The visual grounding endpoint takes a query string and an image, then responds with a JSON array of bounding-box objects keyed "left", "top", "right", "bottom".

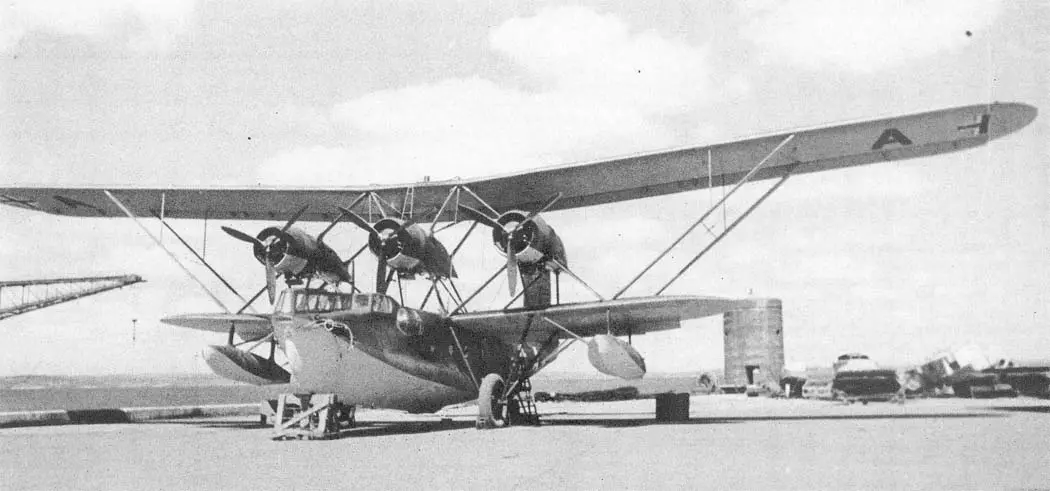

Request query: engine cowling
[
  {"left": 587, "top": 334, "right": 646, "bottom": 380},
  {"left": 491, "top": 211, "right": 567, "bottom": 270},
  {"left": 369, "top": 218, "right": 456, "bottom": 278},
  {"left": 252, "top": 226, "right": 349, "bottom": 284}
]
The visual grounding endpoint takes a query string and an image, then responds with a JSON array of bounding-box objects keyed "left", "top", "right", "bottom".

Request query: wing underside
[
  {"left": 450, "top": 295, "right": 741, "bottom": 343},
  {"left": 161, "top": 313, "right": 273, "bottom": 341},
  {"left": 0, "top": 102, "right": 1036, "bottom": 221}
]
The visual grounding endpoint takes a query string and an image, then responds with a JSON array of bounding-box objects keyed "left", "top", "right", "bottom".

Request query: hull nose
[{"left": 282, "top": 325, "right": 348, "bottom": 392}]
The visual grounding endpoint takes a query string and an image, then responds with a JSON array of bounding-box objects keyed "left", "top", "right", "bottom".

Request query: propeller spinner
[
  {"left": 459, "top": 193, "right": 564, "bottom": 296},
  {"left": 222, "top": 206, "right": 350, "bottom": 303},
  {"left": 339, "top": 206, "right": 456, "bottom": 293}
]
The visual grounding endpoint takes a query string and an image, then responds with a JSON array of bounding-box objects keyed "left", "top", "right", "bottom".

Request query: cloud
[
  {"left": 741, "top": 0, "right": 1003, "bottom": 73},
  {"left": 256, "top": 6, "right": 738, "bottom": 186},
  {"left": 490, "top": 6, "right": 720, "bottom": 114},
  {"left": 1, "top": 0, "right": 197, "bottom": 51}
]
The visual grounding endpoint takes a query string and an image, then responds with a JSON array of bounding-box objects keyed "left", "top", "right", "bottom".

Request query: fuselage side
[{"left": 272, "top": 288, "right": 553, "bottom": 413}]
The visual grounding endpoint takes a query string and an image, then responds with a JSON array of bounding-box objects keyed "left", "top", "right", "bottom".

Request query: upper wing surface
[
  {"left": 450, "top": 295, "right": 741, "bottom": 342},
  {"left": 0, "top": 102, "right": 1035, "bottom": 221}
]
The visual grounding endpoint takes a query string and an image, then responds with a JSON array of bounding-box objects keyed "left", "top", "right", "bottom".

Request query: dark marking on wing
[{"left": 53, "top": 195, "right": 107, "bottom": 216}]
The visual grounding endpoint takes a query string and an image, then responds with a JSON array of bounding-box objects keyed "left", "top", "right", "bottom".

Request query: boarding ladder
[{"left": 506, "top": 353, "right": 540, "bottom": 426}]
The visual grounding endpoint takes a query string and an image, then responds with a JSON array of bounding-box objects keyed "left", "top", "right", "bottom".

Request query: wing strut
[
  {"left": 656, "top": 171, "right": 795, "bottom": 295},
  {"left": 428, "top": 186, "right": 460, "bottom": 234},
  {"left": 430, "top": 187, "right": 463, "bottom": 233},
  {"left": 449, "top": 263, "right": 508, "bottom": 315},
  {"left": 445, "top": 322, "right": 480, "bottom": 390},
  {"left": 612, "top": 134, "right": 796, "bottom": 299},
  {"left": 548, "top": 259, "right": 605, "bottom": 302},
  {"left": 502, "top": 271, "right": 553, "bottom": 310},
  {"left": 151, "top": 211, "right": 255, "bottom": 313},
  {"left": 104, "top": 190, "right": 230, "bottom": 312},
  {"left": 539, "top": 316, "right": 586, "bottom": 341},
  {"left": 459, "top": 185, "right": 500, "bottom": 216}
]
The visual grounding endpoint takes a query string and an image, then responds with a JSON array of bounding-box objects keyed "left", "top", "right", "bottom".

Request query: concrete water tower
[{"left": 723, "top": 298, "right": 785, "bottom": 388}]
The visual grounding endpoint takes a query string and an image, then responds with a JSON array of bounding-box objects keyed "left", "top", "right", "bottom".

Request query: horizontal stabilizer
[{"left": 161, "top": 313, "right": 272, "bottom": 341}]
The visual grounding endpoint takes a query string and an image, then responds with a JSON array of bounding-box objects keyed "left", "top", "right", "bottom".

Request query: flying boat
[{"left": 0, "top": 101, "right": 1036, "bottom": 436}]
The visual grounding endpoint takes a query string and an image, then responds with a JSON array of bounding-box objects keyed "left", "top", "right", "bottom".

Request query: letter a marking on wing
[{"left": 872, "top": 128, "right": 914, "bottom": 150}]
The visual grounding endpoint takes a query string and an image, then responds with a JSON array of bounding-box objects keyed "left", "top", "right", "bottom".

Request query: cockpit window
[
  {"left": 275, "top": 291, "right": 295, "bottom": 314},
  {"left": 279, "top": 290, "right": 397, "bottom": 314},
  {"left": 278, "top": 291, "right": 354, "bottom": 314},
  {"left": 372, "top": 295, "right": 395, "bottom": 314},
  {"left": 295, "top": 294, "right": 311, "bottom": 312}
]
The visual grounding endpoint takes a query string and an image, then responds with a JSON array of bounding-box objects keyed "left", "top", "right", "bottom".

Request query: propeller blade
[
  {"left": 265, "top": 256, "right": 277, "bottom": 304},
  {"left": 222, "top": 226, "right": 263, "bottom": 247},
  {"left": 318, "top": 194, "right": 367, "bottom": 242},
  {"left": 506, "top": 236, "right": 518, "bottom": 296},
  {"left": 280, "top": 205, "right": 310, "bottom": 232},
  {"left": 316, "top": 209, "right": 347, "bottom": 243},
  {"left": 521, "top": 192, "right": 563, "bottom": 227},
  {"left": 457, "top": 205, "right": 502, "bottom": 230},
  {"left": 338, "top": 206, "right": 381, "bottom": 241},
  {"left": 376, "top": 258, "right": 388, "bottom": 293}
]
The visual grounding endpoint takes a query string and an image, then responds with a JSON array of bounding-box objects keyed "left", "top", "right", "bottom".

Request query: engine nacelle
[
  {"left": 202, "top": 344, "right": 290, "bottom": 385},
  {"left": 369, "top": 218, "right": 456, "bottom": 278},
  {"left": 491, "top": 211, "right": 567, "bottom": 269},
  {"left": 253, "top": 226, "right": 348, "bottom": 284},
  {"left": 587, "top": 334, "right": 646, "bottom": 380}
]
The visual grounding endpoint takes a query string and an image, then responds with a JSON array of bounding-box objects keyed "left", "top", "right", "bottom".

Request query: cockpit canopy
[{"left": 275, "top": 289, "right": 398, "bottom": 315}]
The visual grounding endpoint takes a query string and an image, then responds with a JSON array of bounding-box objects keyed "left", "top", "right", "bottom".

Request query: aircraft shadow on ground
[
  {"left": 163, "top": 412, "right": 1007, "bottom": 437},
  {"left": 161, "top": 418, "right": 477, "bottom": 436},
  {"left": 989, "top": 405, "right": 1050, "bottom": 414},
  {"left": 542, "top": 412, "right": 1005, "bottom": 429},
  {"left": 150, "top": 406, "right": 1034, "bottom": 437}
]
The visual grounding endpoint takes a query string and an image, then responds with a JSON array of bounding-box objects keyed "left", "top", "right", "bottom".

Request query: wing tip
[{"left": 990, "top": 101, "right": 1038, "bottom": 139}]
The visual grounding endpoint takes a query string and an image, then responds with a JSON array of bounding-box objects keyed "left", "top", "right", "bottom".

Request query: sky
[{"left": 0, "top": 0, "right": 1047, "bottom": 377}]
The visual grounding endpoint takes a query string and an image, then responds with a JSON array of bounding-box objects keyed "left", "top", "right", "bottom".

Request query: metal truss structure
[{"left": 0, "top": 275, "right": 145, "bottom": 321}]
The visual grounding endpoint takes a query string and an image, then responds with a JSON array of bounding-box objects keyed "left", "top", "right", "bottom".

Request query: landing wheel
[{"left": 477, "top": 374, "right": 508, "bottom": 429}]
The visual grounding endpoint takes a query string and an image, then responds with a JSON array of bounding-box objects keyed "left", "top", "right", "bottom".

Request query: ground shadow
[
  {"left": 155, "top": 419, "right": 271, "bottom": 430},
  {"left": 541, "top": 412, "right": 1004, "bottom": 429},
  {"left": 148, "top": 409, "right": 1007, "bottom": 437},
  {"left": 990, "top": 405, "right": 1050, "bottom": 414},
  {"left": 335, "top": 420, "right": 476, "bottom": 437},
  {"left": 151, "top": 417, "right": 476, "bottom": 437}
]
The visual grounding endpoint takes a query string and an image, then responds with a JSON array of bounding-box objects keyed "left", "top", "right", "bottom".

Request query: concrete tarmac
[{"left": 2, "top": 395, "right": 1048, "bottom": 490}]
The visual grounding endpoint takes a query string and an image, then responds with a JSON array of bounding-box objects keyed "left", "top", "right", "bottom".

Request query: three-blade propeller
[
  {"left": 221, "top": 205, "right": 308, "bottom": 303},
  {"left": 459, "top": 193, "right": 562, "bottom": 296},
  {"left": 338, "top": 206, "right": 405, "bottom": 293}
]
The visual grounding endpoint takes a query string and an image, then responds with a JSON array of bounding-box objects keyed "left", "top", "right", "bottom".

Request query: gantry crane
[{"left": 0, "top": 275, "right": 145, "bottom": 321}]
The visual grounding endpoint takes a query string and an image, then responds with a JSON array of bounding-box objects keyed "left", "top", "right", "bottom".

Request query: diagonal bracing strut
[
  {"left": 104, "top": 190, "right": 230, "bottom": 312},
  {"left": 655, "top": 171, "right": 795, "bottom": 295},
  {"left": 612, "top": 134, "right": 796, "bottom": 299}
]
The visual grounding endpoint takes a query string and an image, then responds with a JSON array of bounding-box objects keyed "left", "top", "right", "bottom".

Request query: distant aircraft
[{"left": 0, "top": 102, "right": 1036, "bottom": 435}]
